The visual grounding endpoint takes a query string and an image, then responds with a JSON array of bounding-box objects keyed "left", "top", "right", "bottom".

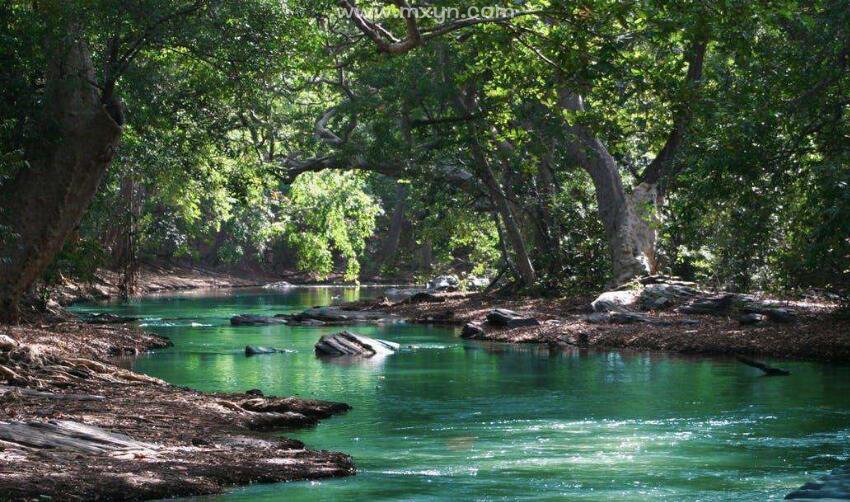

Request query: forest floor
[
  {"left": 0, "top": 321, "right": 354, "bottom": 501},
  {"left": 344, "top": 292, "right": 850, "bottom": 363}
]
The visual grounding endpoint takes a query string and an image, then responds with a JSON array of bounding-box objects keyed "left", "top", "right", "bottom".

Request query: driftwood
[
  {"left": 0, "top": 420, "right": 156, "bottom": 455},
  {"left": 736, "top": 356, "right": 791, "bottom": 376}
]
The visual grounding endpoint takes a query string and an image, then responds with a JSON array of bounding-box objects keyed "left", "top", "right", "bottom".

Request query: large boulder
[
  {"left": 486, "top": 308, "right": 541, "bottom": 328},
  {"left": 314, "top": 331, "right": 399, "bottom": 358},
  {"left": 591, "top": 290, "right": 640, "bottom": 313},
  {"left": 638, "top": 283, "right": 701, "bottom": 310},
  {"left": 677, "top": 294, "right": 736, "bottom": 315},
  {"left": 230, "top": 314, "right": 287, "bottom": 326}
]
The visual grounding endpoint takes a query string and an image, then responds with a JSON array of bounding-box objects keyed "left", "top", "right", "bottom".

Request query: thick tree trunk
[
  {"left": 581, "top": 145, "right": 653, "bottom": 285},
  {"left": 558, "top": 91, "right": 653, "bottom": 285},
  {"left": 0, "top": 33, "right": 123, "bottom": 322}
]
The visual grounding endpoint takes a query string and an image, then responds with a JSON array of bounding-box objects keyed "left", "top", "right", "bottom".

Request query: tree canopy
[{"left": 1, "top": 0, "right": 848, "bottom": 315}]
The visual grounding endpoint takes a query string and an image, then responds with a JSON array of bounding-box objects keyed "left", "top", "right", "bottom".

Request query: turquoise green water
[{"left": 72, "top": 287, "right": 850, "bottom": 501}]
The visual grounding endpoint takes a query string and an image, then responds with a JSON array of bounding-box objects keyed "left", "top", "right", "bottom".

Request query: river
[{"left": 72, "top": 286, "right": 850, "bottom": 501}]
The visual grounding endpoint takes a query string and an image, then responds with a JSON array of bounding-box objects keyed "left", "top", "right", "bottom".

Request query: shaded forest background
[{"left": 1, "top": 0, "right": 848, "bottom": 306}]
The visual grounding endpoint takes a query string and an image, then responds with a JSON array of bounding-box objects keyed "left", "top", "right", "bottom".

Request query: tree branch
[
  {"left": 638, "top": 35, "right": 709, "bottom": 186},
  {"left": 339, "top": 0, "right": 545, "bottom": 54}
]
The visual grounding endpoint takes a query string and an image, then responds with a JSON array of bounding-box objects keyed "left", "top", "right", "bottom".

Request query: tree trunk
[
  {"left": 420, "top": 239, "right": 433, "bottom": 272},
  {"left": 370, "top": 184, "right": 408, "bottom": 275},
  {"left": 480, "top": 165, "right": 536, "bottom": 287},
  {"left": 559, "top": 91, "right": 652, "bottom": 285},
  {"left": 0, "top": 32, "right": 123, "bottom": 322}
]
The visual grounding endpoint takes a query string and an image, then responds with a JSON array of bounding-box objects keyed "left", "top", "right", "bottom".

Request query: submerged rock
[
  {"left": 245, "top": 345, "right": 288, "bottom": 356},
  {"left": 230, "top": 314, "right": 287, "bottom": 326},
  {"left": 486, "top": 309, "right": 541, "bottom": 328},
  {"left": 787, "top": 466, "right": 850, "bottom": 500},
  {"left": 314, "top": 331, "right": 400, "bottom": 358},
  {"left": 283, "top": 318, "right": 326, "bottom": 327},
  {"left": 281, "top": 306, "right": 397, "bottom": 325},
  {"left": 82, "top": 313, "right": 139, "bottom": 324}
]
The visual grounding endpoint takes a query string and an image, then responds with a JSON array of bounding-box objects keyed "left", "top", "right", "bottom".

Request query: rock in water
[
  {"left": 281, "top": 307, "right": 396, "bottom": 324},
  {"left": 82, "top": 313, "right": 139, "bottom": 324},
  {"left": 230, "top": 314, "right": 287, "bottom": 326},
  {"left": 486, "top": 309, "right": 541, "bottom": 328},
  {"left": 245, "top": 346, "right": 284, "bottom": 356},
  {"left": 314, "top": 331, "right": 399, "bottom": 358},
  {"left": 461, "top": 322, "right": 486, "bottom": 339}
]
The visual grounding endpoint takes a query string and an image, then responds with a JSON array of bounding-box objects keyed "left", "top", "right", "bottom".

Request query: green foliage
[
  {"left": 281, "top": 171, "right": 381, "bottom": 281},
  {"left": 2, "top": 0, "right": 847, "bottom": 297}
]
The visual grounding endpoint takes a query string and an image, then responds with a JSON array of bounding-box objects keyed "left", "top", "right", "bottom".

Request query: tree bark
[
  {"left": 559, "top": 92, "right": 652, "bottom": 285},
  {"left": 0, "top": 32, "right": 123, "bottom": 322}
]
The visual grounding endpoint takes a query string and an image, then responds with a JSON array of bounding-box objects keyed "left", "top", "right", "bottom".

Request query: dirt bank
[
  {"left": 50, "top": 263, "right": 278, "bottom": 306},
  {"left": 344, "top": 292, "right": 850, "bottom": 363},
  {"left": 0, "top": 321, "right": 353, "bottom": 501}
]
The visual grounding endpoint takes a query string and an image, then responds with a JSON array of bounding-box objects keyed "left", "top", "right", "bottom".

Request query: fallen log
[{"left": 0, "top": 420, "right": 156, "bottom": 455}]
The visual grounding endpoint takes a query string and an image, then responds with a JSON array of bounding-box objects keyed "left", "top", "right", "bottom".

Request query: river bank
[
  {"left": 342, "top": 289, "right": 850, "bottom": 363},
  {"left": 50, "top": 263, "right": 279, "bottom": 306},
  {"left": 0, "top": 321, "right": 354, "bottom": 500}
]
